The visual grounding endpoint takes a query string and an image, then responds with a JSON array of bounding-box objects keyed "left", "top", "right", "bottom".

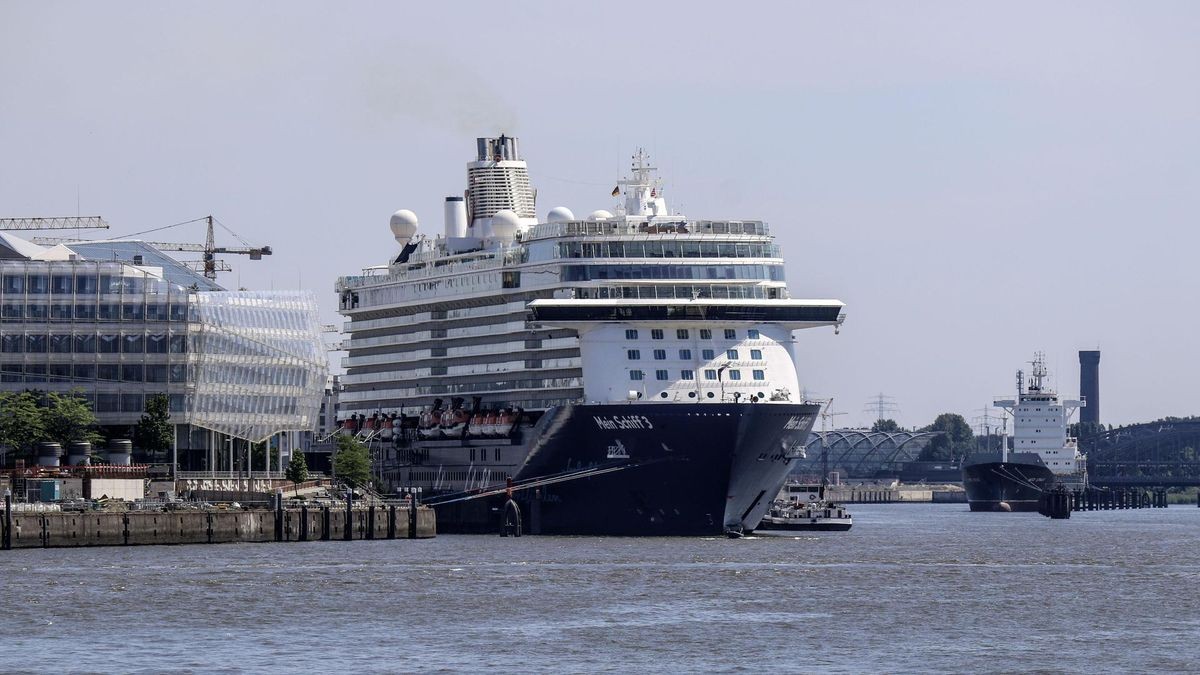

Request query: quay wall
[{"left": 2, "top": 505, "right": 435, "bottom": 550}]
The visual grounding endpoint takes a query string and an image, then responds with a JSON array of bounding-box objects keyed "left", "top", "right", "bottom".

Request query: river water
[{"left": 2, "top": 504, "right": 1197, "bottom": 673}]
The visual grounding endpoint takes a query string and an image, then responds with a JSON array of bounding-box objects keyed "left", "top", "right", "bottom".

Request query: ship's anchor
[{"left": 501, "top": 478, "right": 522, "bottom": 537}]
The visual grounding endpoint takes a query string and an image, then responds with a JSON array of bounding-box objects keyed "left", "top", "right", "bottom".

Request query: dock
[{"left": 1, "top": 494, "right": 435, "bottom": 550}]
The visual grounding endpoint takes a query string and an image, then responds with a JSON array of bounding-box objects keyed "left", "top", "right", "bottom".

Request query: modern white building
[{"left": 0, "top": 232, "right": 328, "bottom": 473}]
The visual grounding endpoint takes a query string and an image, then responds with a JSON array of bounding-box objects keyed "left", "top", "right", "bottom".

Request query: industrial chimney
[{"left": 1079, "top": 350, "right": 1100, "bottom": 426}]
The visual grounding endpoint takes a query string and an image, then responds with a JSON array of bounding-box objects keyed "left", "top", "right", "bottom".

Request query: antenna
[{"left": 863, "top": 393, "right": 899, "bottom": 422}]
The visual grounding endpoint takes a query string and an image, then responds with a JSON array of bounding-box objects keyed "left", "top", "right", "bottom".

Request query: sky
[{"left": 2, "top": 1, "right": 1198, "bottom": 429}]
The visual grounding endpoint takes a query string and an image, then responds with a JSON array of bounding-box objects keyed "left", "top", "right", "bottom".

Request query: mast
[{"left": 1000, "top": 414, "right": 1008, "bottom": 464}]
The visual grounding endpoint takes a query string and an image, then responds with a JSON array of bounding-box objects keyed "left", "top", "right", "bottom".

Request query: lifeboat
[
  {"left": 468, "top": 411, "right": 487, "bottom": 437},
  {"left": 418, "top": 409, "right": 443, "bottom": 439},
  {"left": 480, "top": 410, "right": 499, "bottom": 436},
  {"left": 379, "top": 415, "right": 394, "bottom": 440},
  {"left": 439, "top": 408, "right": 470, "bottom": 437},
  {"left": 493, "top": 409, "right": 515, "bottom": 436}
]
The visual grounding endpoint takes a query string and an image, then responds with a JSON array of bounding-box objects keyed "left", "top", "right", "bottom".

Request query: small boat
[
  {"left": 439, "top": 408, "right": 470, "bottom": 437},
  {"left": 753, "top": 500, "right": 853, "bottom": 532},
  {"left": 417, "top": 409, "right": 443, "bottom": 439}
]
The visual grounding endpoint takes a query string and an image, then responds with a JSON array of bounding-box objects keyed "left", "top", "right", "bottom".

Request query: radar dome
[
  {"left": 491, "top": 209, "right": 520, "bottom": 240},
  {"left": 389, "top": 209, "right": 418, "bottom": 244},
  {"left": 587, "top": 209, "right": 613, "bottom": 221},
  {"left": 547, "top": 206, "right": 575, "bottom": 223}
]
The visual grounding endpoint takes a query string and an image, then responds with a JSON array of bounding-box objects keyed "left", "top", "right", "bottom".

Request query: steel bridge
[{"left": 1083, "top": 419, "right": 1200, "bottom": 487}]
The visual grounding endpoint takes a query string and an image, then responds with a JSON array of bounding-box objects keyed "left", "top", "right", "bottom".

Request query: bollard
[
  {"left": 274, "top": 491, "right": 284, "bottom": 543},
  {"left": 2, "top": 491, "right": 10, "bottom": 551}
]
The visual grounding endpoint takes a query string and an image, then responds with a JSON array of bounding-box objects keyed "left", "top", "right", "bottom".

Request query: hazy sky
[{"left": 2, "top": 2, "right": 1197, "bottom": 429}]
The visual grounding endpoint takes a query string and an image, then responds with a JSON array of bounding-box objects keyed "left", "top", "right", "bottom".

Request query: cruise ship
[
  {"left": 335, "top": 136, "right": 845, "bottom": 535},
  {"left": 962, "top": 354, "right": 1087, "bottom": 512}
]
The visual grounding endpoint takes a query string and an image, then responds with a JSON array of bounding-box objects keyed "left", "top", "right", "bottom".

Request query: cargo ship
[
  {"left": 334, "top": 136, "right": 845, "bottom": 535},
  {"left": 962, "top": 354, "right": 1086, "bottom": 512}
]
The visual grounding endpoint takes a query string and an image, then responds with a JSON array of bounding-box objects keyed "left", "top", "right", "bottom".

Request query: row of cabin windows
[
  {"left": 629, "top": 369, "right": 765, "bottom": 382},
  {"left": 627, "top": 348, "right": 764, "bottom": 361},
  {"left": 624, "top": 328, "right": 760, "bottom": 341}
]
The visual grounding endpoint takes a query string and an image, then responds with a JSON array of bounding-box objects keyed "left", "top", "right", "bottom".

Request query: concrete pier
[{"left": 0, "top": 505, "right": 435, "bottom": 550}]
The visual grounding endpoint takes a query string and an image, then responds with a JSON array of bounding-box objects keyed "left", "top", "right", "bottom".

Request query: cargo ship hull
[{"left": 961, "top": 452, "right": 1055, "bottom": 512}]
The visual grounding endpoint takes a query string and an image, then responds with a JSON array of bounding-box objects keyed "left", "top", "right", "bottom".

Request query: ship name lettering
[
  {"left": 783, "top": 415, "right": 810, "bottom": 430},
  {"left": 593, "top": 415, "right": 654, "bottom": 430}
]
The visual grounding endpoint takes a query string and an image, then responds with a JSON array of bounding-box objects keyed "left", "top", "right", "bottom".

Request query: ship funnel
[
  {"left": 467, "top": 135, "right": 535, "bottom": 232},
  {"left": 444, "top": 197, "right": 467, "bottom": 239}
]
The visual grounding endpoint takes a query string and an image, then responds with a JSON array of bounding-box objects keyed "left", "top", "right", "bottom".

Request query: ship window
[
  {"left": 728, "top": 370, "right": 742, "bottom": 380},
  {"left": 704, "top": 369, "right": 718, "bottom": 380},
  {"left": 495, "top": 448, "right": 500, "bottom": 461},
  {"left": 700, "top": 329, "right": 712, "bottom": 340},
  {"left": 702, "top": 349, "right": 715, "bottom": 360},
  {"left": 706, "top": 392, "right": 715, "bottom": 399},
  {"left": 724, "top": 329, "right": 736, "bottom": 339},
  {"left": 629, "top": 370, "right": 644, "bottom": 381},
  {"left": 750, "top": 349, "right": 763, "bottom": 360},
  {"left": 753, "top": 370, "right": 765, "bottom": 380},
  {"left": 747, "top": 329, "right": 760, "bottom": 339},
  {"left": 627, "top": 349, "right": 641, "bottom": 360},
  {"left": 726, "top": 349, "right": 739, "bottom": 360},
  {"left": 625, "top": 329, "right": 638, "bottom": 340},
  {"left": 655, "top": 369, "right": 669, "bottom": 381},
  {"left": 679, "top": 349, "right": 691, "bottom": 360},
  {"left": 676, "top": 329, "right": 689, "bottom": 339},
  {"left": 653, "top": 349, "right": 666, "bottom": 361},
  {"left": 681, "top": 370, "right": 694, "bottom": 380},
  {"left": 651, "top": 329, "right": 664, "bottom": 340}
]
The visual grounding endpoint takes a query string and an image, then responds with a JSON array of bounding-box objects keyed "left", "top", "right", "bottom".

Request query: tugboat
[{"left": 961, "top": 353, "right": 1086, "bottom": 512}]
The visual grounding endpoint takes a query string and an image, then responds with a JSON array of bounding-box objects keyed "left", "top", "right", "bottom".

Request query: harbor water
[{"left": 2, "top": 504, "right": 1197, "bottom": 673}]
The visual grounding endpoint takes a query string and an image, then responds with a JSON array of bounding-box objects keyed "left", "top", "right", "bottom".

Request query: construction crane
[
  {"left": 32, "top": 215, "right": 270, "bottom": 281},
  {"left": 144, "top": 215, "right": 272, "bottom": 281},
  {"left": 0, "top": 216, "right": 108, "bottom": 231}
]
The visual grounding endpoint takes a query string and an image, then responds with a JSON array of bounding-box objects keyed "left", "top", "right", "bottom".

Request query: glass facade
[
  {"left": 0, "top": 240, "right": 328, "bottom": 448},
  {"left": 190, "top": 291, "right": 327, "bottom": 442}
]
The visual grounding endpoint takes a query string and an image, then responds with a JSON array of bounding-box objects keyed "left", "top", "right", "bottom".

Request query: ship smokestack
[
  {"left": 466, "top": 135, "right": 536, "bottom": 234},
  {"left": 444, "top": 196, "right": 467, "bottom": 239},
  {"left": 1079, "top": 350, "right": 1100, "bottom": 426}
]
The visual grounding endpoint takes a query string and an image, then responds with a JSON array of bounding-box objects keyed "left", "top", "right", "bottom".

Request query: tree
[
  {"left": 871, "top": 418, "right": 900, "bottom": 433},
  {"left": 43, "top": 391, "right": 103, "bottom": 447},
  {"left": 333, "top": 435, "right": 371, "bottom": 487},
  {"left": 285, "top": 451, "right": 309, "bottom": 494},
  {"left": 133, "top": 393, "right": 173, "bottom": 460},
  {"left": 918, "top": 413, "right": 975, "bottom": 462},
  {"left": 0, "top": 391, "right": 48, "bottom": 460}
]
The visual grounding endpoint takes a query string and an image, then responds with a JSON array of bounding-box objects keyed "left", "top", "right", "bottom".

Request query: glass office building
[{"left": 0, "top": 233, "right": 327, "bottom": 470}]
